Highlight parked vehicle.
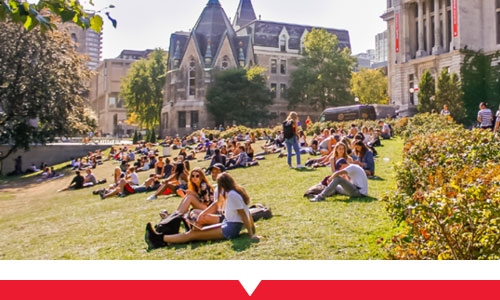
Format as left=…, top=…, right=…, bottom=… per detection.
left=319, top=105, right=377, bottom=122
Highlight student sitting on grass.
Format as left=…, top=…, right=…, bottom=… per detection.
left=225, top=146, right=248, bottom=170
left=100, top=167, right=139, bottom=199
left=146, top=162, right=189, bottom=201
left=171, top=167, right=215, bottom=215
left=58, top=171, right=84, bottom=192
left=144, top=173, right=259, bottom=249
left=310, top=159, right=368, bottom=202
left=352, top=141, right=375, bottom=176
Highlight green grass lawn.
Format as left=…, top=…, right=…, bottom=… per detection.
left=0, top=138, right=403, bottom=260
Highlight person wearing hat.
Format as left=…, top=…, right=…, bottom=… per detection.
left=478, top=102, right=494, bottom=130
left=311, top=158, right=368, bottom=202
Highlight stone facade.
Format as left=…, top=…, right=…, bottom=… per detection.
left=89, top=50, right=153, bottom=136
left=160, top=0, right=351, bottom=137
left=382, top=0, right=500, bottom=115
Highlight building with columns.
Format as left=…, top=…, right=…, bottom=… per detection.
left=382, top=0, right=500, bottom=115
left=160, top=0, right=351, bottom=137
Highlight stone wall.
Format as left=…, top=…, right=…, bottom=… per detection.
left=0, top=144, right=111, bottom=176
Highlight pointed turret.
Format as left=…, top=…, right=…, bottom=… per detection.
left=233, top=0, right=257, bottom=29
left=192, top=0, right=235, bottom=66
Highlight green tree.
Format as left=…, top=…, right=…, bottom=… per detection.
left=0, top=0, right=115, bottom=33
left=460, top=49, right=500, bottom=124
left=206, top=66, right=274, bottom=127
left=121, top=49, right=167, bottom=131
left=435, top=69, right=466, bottom=122
left=350, top=68, right=389, bottom=104
left=132, top=130, right=139, bottom=144
left=150, top=128, right=156, bottom=143
left=287, top=28, right=356, bottom=110
left=0, top=20, right=96, bottom=163
left=417, top=71, right=436, bottom=113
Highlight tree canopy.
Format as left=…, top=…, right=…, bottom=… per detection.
left=0, top=20, right=96, bottom=162
left=436, top=69, right=465, bottom=122
left=350, top=68, right=389, bottom=104
left=287, top=28, right=356, bottom=110
left=417, top=71, right=436, bottom=113
left=0, top=0, right=115, bottom=33
left=206, top=67, right=274, bottom=127
left=121, top=49, right=167, bottom=131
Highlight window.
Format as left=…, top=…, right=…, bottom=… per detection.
left=109, top=97, right=116, bottom=107
left=280, top=60, right=286, bottom=74
left=188, top=59, right=196, bottom=96
left=191, top=111, right=199, bottom=129
left=280, top=84, right=287, bottom=98
left=163, top=113, right=168, bottom=129
left=221, top=56, right=230, bottom=70
left=271, top=59, right=277, bottom=73
left=270, top=83, right=277, bottom=99
left=178, top=111, right=186, bottom=128
left=280, top=35, right=287, bottom=52
left=71, top=33, right=77, bottom=44
left=116, top=98, right=124, bottom=109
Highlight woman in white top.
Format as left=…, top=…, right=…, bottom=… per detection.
left=145, top=173, right=259, bottom=248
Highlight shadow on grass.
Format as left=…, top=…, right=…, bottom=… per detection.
left=147, top=234, right=259, bottom=253
left=293, top=168, right=317, bottom=173
left=368, top=176, right=386, bottom=181
left=336, top=196, right=379, bottom=203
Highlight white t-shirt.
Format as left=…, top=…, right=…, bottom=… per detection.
left=129, top=172, right=139, bottom=185
left=344, top=164, right=369, bottom=196
left=224, top=190, right=250, bottom=223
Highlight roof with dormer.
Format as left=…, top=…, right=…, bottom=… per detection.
left=239, top=20, right=351, bottom=51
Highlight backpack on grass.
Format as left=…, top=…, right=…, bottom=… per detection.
left=283, top=120, right=295, bottom=139
left=250, top=204, right=273, bottom=222
left=155, top=212, right=190, bottom=235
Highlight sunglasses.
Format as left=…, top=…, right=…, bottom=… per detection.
left=192, top=174, right=201, bottom=178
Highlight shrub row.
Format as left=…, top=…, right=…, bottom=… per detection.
left=383, top=126, right=500, bottom=260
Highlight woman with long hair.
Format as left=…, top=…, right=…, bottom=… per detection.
left=283, top=111, right=304, bottom=169
left=328, top=143, right=352, bottom=173
left=352, top=141, right=375, bottom=176
left=174, top=167, right=215, bottom=214
left=144, top=173, right=259, bottom=248
left=146, top=162, right=189, bottom=201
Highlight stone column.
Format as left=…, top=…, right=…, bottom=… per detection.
left=417, top=0, right=427, bottom=57
left=426, top=0, right=432, bottom=54
left=443, top=0, right=449, bottom=52
left=432, top=0, right=443, bottom=55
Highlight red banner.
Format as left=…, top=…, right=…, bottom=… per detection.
left=1, top=281, right=500, bottom=299
left=395, top=13, right=400, bottom=53
left=453, top=0, right=458, bottom=37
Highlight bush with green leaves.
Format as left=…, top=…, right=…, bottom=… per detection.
left=383, top=128, right=500, bottom=260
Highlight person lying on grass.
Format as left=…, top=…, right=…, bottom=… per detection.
left=145, top=172, right=260, bottom=249
left=310, top=158, right=368, bottom=202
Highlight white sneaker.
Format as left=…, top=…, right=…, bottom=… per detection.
left=146, top=195, right=157, bottom=201
left=289, top=165, right=294, bottom=169
left=296, top=165, right=305, bottom=169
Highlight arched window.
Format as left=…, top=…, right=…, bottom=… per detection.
left=221, top=56, right=230, bottom=70
left=71, top=33, right=77, bottom=43
left=188, top=58, right=196, bottom=96
left=280, top=35, right=287, bottom=52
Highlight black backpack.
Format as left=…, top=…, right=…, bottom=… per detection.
left=250, top=204, right=273, bottom=222
left=155, top=212, right=190, bottom=235
left=283, top=120, right=295, bottom=139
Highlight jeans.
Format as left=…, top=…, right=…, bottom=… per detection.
left=318, top=176, right=362, bottom=198
left=285, top=136, right=301, bottom=166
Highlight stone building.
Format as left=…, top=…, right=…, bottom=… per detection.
left=161, top=0, right=351, bottom=137
left=89, top=49, right=153, bottom=136
left=382, top=0, right=500, bottom=115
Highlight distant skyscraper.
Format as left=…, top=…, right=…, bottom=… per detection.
left=61, top=11, right=102, bottom=70
left=375, top=30, right=388, bottom=63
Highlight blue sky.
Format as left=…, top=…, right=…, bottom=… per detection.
left=89, top=0, right=387, bottom=59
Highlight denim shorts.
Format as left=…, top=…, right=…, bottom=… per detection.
left=221, top=221, right=243, bottom=240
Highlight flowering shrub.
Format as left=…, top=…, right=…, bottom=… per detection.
left=189, top=125, right=282, bottom=141
left=384, top=128, right=500, bottom=260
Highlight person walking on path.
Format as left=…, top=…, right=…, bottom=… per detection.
left=478, top=102, right=494, bottom=130
left=283, top=112, right=304, bottom=169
